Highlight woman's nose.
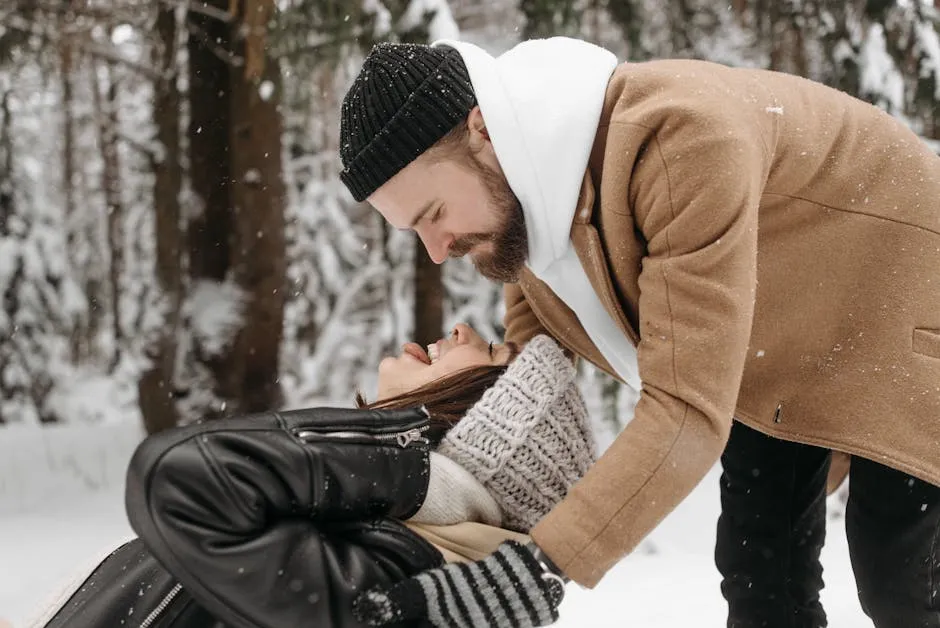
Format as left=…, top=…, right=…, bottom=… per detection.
left=450, top=323, right=478, bottom=346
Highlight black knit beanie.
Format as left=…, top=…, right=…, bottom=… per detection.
left=339, top=43, right=477, bottom=202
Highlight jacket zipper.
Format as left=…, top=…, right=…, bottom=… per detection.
left=294, top=425, right=430, bottom=448
left=138, top=583, right=182, bottom=628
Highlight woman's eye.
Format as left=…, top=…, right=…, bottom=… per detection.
left=430, top=206, right=444, bottom=224
left=488, top=342, right=494, bottom=358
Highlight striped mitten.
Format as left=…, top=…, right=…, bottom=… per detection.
left=352, top=540, right=565, bottom=627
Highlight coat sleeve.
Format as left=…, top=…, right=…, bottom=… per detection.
left=530, top=106, right=767, bottom=587
left=503, top=282, right=549, bottom=346
left=504, top=282, right=579, bottom=364
left=125, top=408, right=442, bottom=628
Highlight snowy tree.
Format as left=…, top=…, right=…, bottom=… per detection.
left=0, top=65, right=84, bottom=424
left=276, top=0, right=469, bottom=406
left=0, top=0, right=935, bottom=432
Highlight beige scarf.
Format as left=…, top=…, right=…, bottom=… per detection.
left=406, top=521, right=530, bottom=563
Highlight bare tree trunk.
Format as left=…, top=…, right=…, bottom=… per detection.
left=184, top=0, right=285, bottom=416
left=768, top=0, right=789, bottom=72
left=78, top=67, right=108, bottom=365
left=413, top=242, right=443, bottom=348
left=186, top=0, right=235, bottom=417
left=226, top=1, right=286, bottom=413
left=0, top=90, right=11, bottom=234
left=59, top=38, right=84, bottom=364
left=754, top=0, right=769, bottom=42
left=931, top=101, right=939, bottom=143
left=138, top=6, right=183, bottom=435
left=92, top=59, right=125, bottom=372
left=768, top=1, right=808, bottom=76
left=606, top=0, right=644, bottom=60
left=0, top=88, right=12, bottom=426
left=83, top=277, right=105, bottom=360
left=381, top=218, right=400, bottom=350
left=188, top=1, right=232, bottom=281
left=791, top=12, right=808, bottom=78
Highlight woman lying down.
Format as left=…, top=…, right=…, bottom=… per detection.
left=29, top=327, right=597, bottom=628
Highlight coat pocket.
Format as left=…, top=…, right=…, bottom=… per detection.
left=913, top=328, right=940, bottom=359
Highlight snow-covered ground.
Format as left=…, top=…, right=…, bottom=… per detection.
left=0, top=423, right=869, bottom=627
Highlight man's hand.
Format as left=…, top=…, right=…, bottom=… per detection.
left=352, top=540, right=566, bottom=627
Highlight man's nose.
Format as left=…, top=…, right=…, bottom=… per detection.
left=418, top=231, right=452, bottom=264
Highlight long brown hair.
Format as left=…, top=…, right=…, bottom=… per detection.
left=356, top=364, right=509, bottom=446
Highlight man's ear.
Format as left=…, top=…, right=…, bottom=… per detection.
left=467, top=106, right=491, bottom=150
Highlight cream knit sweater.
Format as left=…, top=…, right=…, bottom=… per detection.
left=410, top=335, right=597, bottom=532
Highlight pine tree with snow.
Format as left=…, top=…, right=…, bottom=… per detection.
left=0, top=72, right=84, bottom=424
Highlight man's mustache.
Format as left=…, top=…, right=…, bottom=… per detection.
left=448, top=233, right=494, bottom=257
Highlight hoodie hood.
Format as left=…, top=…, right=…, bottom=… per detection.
left=431, top=37, right=618, bottom=275
left=434, top=38, right=642, bottom=392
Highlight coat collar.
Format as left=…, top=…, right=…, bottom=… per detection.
left=518, top=168, right=641, bottom=383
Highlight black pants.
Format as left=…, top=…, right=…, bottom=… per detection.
left=716, top=421, right=940, bottom=628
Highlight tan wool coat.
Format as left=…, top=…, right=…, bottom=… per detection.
left=504, top=58, right=940, bottom=588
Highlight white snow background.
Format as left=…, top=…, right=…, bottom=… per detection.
left=0, top=421, right=870, bottom=627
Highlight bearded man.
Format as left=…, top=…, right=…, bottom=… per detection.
left=339, top=38, right=940, bottom=628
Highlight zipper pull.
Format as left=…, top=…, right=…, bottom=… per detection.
left=396, top=428, right=429, bottom=448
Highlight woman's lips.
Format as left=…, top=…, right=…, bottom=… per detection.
left=402, top=342, right=430, bottom=365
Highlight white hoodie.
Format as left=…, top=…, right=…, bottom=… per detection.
left=432, top=37, right=641, bottom=391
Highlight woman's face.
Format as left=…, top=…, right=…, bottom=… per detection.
left=376, top=323, right=515, bottom=400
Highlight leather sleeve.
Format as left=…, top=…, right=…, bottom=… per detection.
left=125, top=407, right=443, bottom=628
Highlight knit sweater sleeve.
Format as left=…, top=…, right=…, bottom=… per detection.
left=437, top=335, right=597, bottom=532
left=407, top=452, right=503, bottom=527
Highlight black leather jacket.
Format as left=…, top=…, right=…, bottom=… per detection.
left=40, top=406, right=444, bottom=628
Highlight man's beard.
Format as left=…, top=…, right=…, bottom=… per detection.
left=449, top=155, right=528, bottom=284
